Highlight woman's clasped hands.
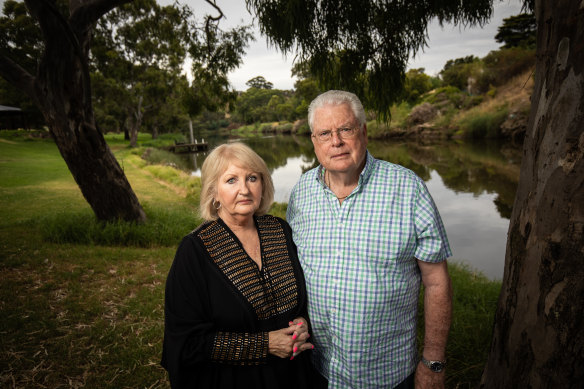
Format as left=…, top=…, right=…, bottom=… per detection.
left=268, top=317, right=314, bottom=360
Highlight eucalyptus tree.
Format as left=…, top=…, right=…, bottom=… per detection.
left=0, top=0, right=251, bottom=222
left=495, top=12, right=536, bottom=49
left=247, top=0, right=583, bottom=386
left=91, top=0, right=193, bottom=146
left=0, top=0, right=44, bottom=126
left=245, top=75, right=273, bottom=90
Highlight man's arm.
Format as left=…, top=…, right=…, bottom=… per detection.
left=415, top=259, right=452, bottom=388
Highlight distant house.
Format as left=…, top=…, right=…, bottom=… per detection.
left=0, top=105, right=27, bottom=130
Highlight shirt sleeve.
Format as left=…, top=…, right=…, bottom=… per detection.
left=413, top=178, right=452, bottom=263
left=286, top=184, right=298, bottom=223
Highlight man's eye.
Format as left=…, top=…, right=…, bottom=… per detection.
left=318, top=130, right=331, bottom=138
left=339, top=127, right=352, bottom=134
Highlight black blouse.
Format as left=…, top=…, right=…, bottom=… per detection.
left=161, top=215, right=312, bottom=388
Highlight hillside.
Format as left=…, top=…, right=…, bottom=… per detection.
left=367, top=51, right=536, bottom=143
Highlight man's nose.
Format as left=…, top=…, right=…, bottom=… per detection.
left=331, top=130, right=344, bottom=146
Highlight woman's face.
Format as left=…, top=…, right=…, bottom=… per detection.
left=215, top=163, right=263, bottom=221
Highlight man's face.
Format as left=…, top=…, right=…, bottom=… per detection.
left=311, top=103, right=368, bottom=175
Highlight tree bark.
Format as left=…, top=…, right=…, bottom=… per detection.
left=0, top=0, right=145, bottom=222
left=480, top=1, right=583, bottom=387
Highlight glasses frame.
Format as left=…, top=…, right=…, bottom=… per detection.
left=311, top=126, right=361, bottom=143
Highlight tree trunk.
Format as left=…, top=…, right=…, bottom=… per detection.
left=1, top=0, right=145, bottom=223
left=129, top=95, right=143, bottom=147
left=480, top=1, right=583, bottom=387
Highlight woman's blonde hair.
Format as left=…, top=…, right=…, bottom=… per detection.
left=200, top=142, right=274, bottom=221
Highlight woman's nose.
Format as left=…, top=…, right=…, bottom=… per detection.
left=239, top=180, right=250, bottom=193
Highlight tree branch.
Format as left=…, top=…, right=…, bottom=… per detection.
left=204, top=0, right=224, bottom=57
left=70, top=0, right=132, bottom=32
left=0, top=54, right=37, bottom=103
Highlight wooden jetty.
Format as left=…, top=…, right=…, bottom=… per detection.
left=164, top=141, right=208, bottom=153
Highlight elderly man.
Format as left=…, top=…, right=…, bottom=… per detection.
left=286, top=90, right=453, bottom=389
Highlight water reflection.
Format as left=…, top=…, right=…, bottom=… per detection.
left=174, top=134, right=520, bottom=279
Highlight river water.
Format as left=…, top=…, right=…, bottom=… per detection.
left=177, top=134, right=521, bottom=280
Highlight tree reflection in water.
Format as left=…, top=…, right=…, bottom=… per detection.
left=175, top=134, right=520, bottom=279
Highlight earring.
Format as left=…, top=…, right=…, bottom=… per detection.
left=212, top=199, right=221, bottom=210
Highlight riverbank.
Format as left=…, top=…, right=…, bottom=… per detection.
left=0, top=133, right=501, bottom=388
left=228, top=66, right=534, bottom=145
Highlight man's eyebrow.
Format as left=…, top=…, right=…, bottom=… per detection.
left=316, top=122, right=355, bottom=131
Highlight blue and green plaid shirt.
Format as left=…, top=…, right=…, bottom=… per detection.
left=286, top=151, right=451, bottom=388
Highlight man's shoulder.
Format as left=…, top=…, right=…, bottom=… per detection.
left=292, top=166, right=321, bottom=191
left=371, top=158, right=423, bottom=184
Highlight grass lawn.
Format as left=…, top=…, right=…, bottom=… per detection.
left=0, top=132, right=501, bottom=388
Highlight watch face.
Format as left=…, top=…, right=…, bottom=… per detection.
left=430, top=362, right=444, bottom=372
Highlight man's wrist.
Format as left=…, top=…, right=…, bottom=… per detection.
left=420, top=356, right=447, bottom=373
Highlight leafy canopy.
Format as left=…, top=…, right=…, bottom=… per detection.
left=246, top=76, right=274, bottom=90
left=247, top=0, right=497, bottom=120
left=495, top=13, right=536, bottom=49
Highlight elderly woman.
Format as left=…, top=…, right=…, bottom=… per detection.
left=161, top=142, right=314, bottom=388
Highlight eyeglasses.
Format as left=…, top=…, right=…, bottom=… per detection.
left=311, top=127, right=360, bottom=143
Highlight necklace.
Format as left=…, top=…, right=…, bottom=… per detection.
left=326, top=170, right=349, bottom=200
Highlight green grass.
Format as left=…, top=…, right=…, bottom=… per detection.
left=0, top=133, right=501, bottom=388
left=419, top=263, right=502, bottom=388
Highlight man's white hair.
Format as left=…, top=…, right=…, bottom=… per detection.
left=307, top=90, right=366, bottom=131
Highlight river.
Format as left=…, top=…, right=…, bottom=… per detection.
left=177, top=134, right=521, bottom=280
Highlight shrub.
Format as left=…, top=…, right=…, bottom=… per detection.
left=423, top=86, right=462, bottom=105
left=477, top=47, right=535, bottom=90
left=293, top=120, right=311, bottom=135
left=458, top=107, right=509, bottom=138
left=258, top=123, right=275, bottom=133
left=275, top=123, right=293, bottom=133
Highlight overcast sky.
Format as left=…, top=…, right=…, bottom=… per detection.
left=197, top=0, right=525, bottom=91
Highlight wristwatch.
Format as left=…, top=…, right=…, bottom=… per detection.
left=421, top=356, right=446, bottom=373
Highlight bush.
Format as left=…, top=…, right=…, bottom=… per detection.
left=366, top=121, right=391, bottom=138
left=275, top=123, right=294, bottom=133
left=294, top=120, right=311, bottom=135
left=459, top=107, right=509, bottom=138
left=476, top=47, right=535, bottom=90
left=258, top=123, right=275, bottom=133
left=423, top=86, right=465, bottom=107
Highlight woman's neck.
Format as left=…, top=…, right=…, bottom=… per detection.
left=219, top=212, right=255, bottom=233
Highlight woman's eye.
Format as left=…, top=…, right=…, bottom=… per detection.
left=248, top=175, right=257, bottom=182
left=226, top=178, right=236, bottom=184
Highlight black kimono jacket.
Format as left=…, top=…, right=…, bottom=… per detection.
left=161, top=215, right=313, bottom=388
